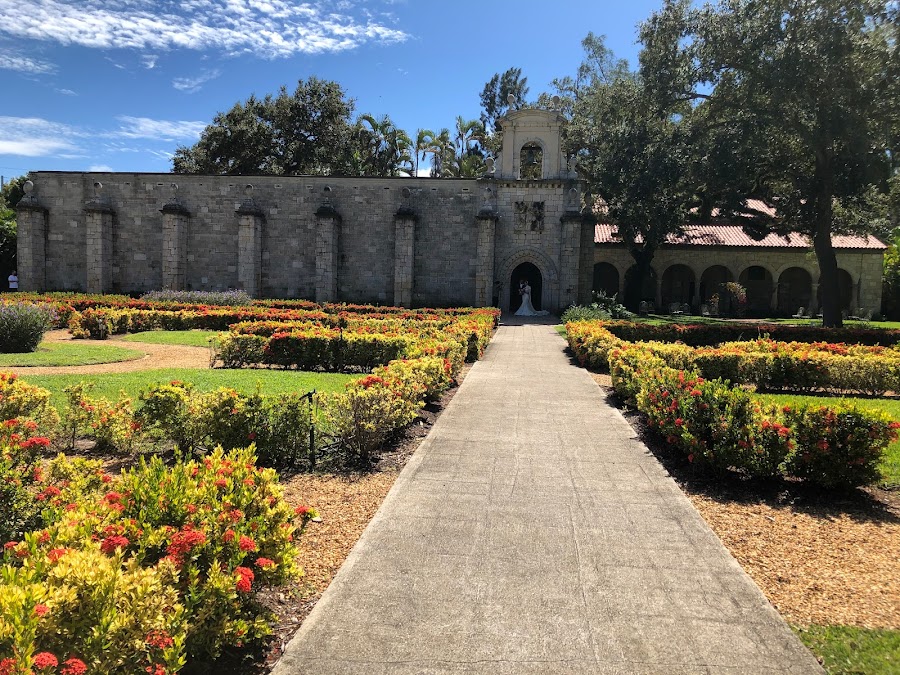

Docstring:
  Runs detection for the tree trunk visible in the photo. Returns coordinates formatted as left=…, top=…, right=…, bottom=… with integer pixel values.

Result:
left=812, top=147, right=842, bottom=328
left=624, top=247, right=655, bottom=311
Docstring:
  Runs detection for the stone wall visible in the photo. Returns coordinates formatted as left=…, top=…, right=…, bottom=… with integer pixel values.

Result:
left=20, top=172, right=589, bottom=312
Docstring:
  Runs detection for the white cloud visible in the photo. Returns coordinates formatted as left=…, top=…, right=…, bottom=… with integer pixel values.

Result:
left=0, top=50, right=55, bottom=74
left=88, top=164, right=114, bottom=172
left=172, top=68, right=221, bottom=93
left=56, top=88, right=77, bottom=96
left=113, top=116, right=206, bottom=141
left=0, top=116, right=82, bottom=156
left=142, top=54, right=158, bottom=69
left=0, top=0, right=409, bottom=58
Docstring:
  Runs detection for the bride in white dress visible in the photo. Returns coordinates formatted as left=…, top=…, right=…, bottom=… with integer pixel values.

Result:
left=514, top=280, right=549, bottom=316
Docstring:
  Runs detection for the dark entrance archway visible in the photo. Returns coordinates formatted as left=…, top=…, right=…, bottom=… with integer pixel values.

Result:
left=510, top=262, right=543, bottom=312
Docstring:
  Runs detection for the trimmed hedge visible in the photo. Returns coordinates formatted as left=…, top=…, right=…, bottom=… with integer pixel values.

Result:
left=600, top=320, right=900, bottom=347
left=566, top=321, right=900, bottom=396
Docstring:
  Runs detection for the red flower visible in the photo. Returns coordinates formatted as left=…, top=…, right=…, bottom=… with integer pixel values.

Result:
left=61, top=659, right=88, bottom=675
left=223, top=529, right=236, bottom=543
left=185, top=504, right=197, bottom=514
left=21, top=436, right=51, bottom=449
left=100, top=535, right=129, bottom=554
left=34, top=603, right=49, bottom=617
left=235, top=566, right=254, bottom=592
left=214, top=479, right=227, bottom=489
left=33, top=653, right=58, bottom=670
left=146, top=629, right=174, bottom=649
left=146, top=665, right=168, bottom=675
left=0, top=658, right=16, bottom=675
left=47, top=548, right=69, bottom=563
left=255, top=557, right=276, bottom=569
left=674, top=418, right=683, bottom=427
left=238, top=535, right=257, bottom=552
left=690, top=389, right=701, bottom=397
left=103, top=491, right=123, bottom=504
left=247, top=432, right=256, bottom=440
left=687, top=453, right=695, bottom=463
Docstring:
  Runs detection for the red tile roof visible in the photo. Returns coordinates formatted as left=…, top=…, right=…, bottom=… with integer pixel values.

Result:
left=594, top=224, right=887, bottom=250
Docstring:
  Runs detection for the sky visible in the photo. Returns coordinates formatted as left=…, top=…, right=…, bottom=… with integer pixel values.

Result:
left=0, top=0, right=666, bottom=180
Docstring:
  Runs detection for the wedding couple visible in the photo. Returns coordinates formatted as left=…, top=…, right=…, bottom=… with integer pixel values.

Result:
left=514, top=279, right=549, bottom=317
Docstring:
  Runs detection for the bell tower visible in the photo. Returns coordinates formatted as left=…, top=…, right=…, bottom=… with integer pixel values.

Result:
left=495, top=96, right=569, bottom=181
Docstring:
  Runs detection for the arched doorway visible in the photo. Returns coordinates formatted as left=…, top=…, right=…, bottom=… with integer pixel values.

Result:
left=624, top=265, right=658, bottom=309
left=700, top=265, right=733, bottom=302
left=739, top=265, right=774, bottom=315
left=510, top=262, right=543, bottom=312
left=593, top=263, right=619, bottom=298
left=817, top=269, right=855, bottom=312
left=661, top=264, right=695, bottom=309
left=777, top=267, right=812, bottom=315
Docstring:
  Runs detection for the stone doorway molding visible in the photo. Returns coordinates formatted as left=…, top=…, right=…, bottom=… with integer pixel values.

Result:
left=497, top=247, right=560, bottom=314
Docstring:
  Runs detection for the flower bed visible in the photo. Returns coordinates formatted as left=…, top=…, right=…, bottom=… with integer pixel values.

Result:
left=608, top=344, right=898, bottom=488
left=0, top=444, right=316, bottom=674
left=566, top=321, right=900, bottom=396
left=598, top=319, right=900, bottom=347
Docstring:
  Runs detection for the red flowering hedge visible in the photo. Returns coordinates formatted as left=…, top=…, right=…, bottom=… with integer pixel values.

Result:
left=0, top=446, right=317, bottom=674
left=607, top=345, right=898, bottom=487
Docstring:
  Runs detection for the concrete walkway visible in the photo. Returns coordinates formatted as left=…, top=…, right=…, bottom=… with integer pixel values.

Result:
left=273, top=320, right=822, bottom=674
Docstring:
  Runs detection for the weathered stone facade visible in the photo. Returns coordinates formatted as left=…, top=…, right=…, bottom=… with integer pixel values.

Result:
left=19, top=109, right=592, bottom=313
left=17, top=108, right=885, bottom=314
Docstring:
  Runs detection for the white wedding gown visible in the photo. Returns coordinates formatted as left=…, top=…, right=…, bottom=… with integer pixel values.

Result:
left=515, top=285, right=549, bottom=316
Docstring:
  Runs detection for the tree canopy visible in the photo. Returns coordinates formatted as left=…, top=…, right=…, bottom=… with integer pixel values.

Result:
left=173, top=77, right=412, bottom=177
left=635, top=0, right=897, bottom=326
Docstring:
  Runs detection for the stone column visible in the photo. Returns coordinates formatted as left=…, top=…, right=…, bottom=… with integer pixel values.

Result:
left=85, top=197, right=115, bottom=294
left=475, top=209, right=498, bottom=307
left=810, top=282, right=820, bottom=314
left=236, top=198, right=265, bottom=298
left=15, top=181, right=47, bottom=291
left=161, top=198, right=190, bottom=291
left=559, top=212, right=584, bottom=311
left=315, top=203, right=341, bottom=304
left=577, top=214, right=595, bottom=305
left=393, top=206, right=417, bottom=307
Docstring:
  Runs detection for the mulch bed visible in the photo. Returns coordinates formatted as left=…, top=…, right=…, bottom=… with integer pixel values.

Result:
left=589, top=372, right=900, bottom=631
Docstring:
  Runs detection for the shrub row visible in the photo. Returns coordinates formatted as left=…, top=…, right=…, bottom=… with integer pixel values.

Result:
left=599, top=320, right=900, bottom=347
left=608, top=345, right=899, bottom=488
left=0, top=445, right=315, bottom=674
left=566, top=322, right=900, bottom=395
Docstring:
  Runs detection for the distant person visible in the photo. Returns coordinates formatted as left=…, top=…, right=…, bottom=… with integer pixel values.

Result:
left=7, top=271, right=17, bottom=292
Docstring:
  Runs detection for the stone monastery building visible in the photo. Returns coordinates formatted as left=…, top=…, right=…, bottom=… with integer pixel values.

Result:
left=17, top=109, right=885, bottom=315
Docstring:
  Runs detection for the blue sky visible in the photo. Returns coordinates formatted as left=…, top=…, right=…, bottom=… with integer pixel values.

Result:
left=0, top=0, right=664, bottom=179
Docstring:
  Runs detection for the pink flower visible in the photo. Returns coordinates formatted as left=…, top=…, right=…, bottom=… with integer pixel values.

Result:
left=34, top=603, right=49, bottom=617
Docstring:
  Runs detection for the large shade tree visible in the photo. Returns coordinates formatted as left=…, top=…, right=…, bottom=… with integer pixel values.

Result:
left=561, top=34, right=695, bottom=310
left=639, top=0, right=897, bottom=326
left=174, top=77, right=403, bottom=177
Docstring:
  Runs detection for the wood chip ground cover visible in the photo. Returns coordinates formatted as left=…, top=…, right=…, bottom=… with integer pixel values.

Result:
left=590, top=372, right=900, bottom=631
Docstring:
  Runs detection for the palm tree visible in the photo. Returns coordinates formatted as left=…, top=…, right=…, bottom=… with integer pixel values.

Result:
left=355, top=114, right=414, bottom=177
left=449, top=117, right=487, bottom=178
left=414, top=128, right=436, bottom=176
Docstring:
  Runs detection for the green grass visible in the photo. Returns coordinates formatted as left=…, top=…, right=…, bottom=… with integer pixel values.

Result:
left=793, top=624, right=900, bottom=674
left=756, top=392, right=900, bottom=486
left=119, top=330, right=218, bottom=347
left=24, top=368, right=357, bottom=412
left=0, top=342, right=145, bottom=367
left=555, top=325, right=567, bottom=337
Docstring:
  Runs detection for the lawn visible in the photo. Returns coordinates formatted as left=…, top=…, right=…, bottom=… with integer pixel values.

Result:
left=119, top=330, right=219, bottom=347
left=633, top=315, right=900, bottom=329
left=756, top=392, right=900, bottom=486
left=25, top=368, right=357, bottom=412
left=793, top=624, right=900, bottom=675
left=0, top=342, right=145, bottom=367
